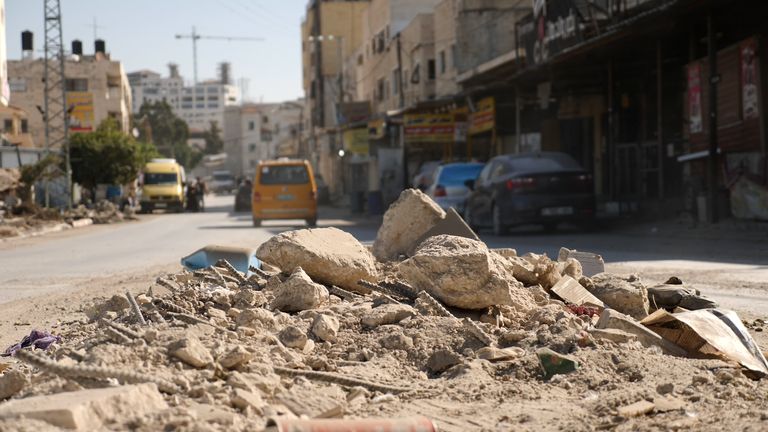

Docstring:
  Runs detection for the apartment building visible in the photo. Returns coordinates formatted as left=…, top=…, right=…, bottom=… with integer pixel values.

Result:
left=126, top=65, right=184, bottom=114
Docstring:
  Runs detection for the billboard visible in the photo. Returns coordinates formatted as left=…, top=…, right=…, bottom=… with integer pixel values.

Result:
left=519, top=0, right=582, bottom=66
left=403, top=113, right=455, bottom=143
left=469, top=97, right=495, bottom=135
left=66, top=92, right=95, bottom=132
left=343, top=127, right=369, bottom=155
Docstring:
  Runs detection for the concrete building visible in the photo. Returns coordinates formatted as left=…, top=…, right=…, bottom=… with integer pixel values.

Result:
left=223, top=103, right=276, bottom=179
left=0, top=105, right=32, bottom=148
left=8, top=49, right=132, bottom=148
left=433, top=0, right=458, bottom=98
left=178, top=79, right=240, bottom=133
left=126, top=65, right=184, bottom=114
left=270, top=99, right=304, bottom=159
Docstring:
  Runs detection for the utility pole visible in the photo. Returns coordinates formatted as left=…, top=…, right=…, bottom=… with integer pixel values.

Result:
left=707, top=13, right=719, bottom=223
left=175, top=27, right=262, bottom=85
left=396, top=33, right=404, bottom=109
left=43, top=0, right=71, bottom=208
left=313, top=3, right=324, bottom=129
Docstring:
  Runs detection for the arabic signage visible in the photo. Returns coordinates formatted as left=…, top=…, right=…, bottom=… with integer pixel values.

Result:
left=740, top=37, right=759, bottom=120
left=687, top=62, right=703, bottom=134
left=469, top=97, right=495, bottom=135
left=343, top=127, right=369, bottom=155
left=368, top=119, right=386, bottom=139
left=519, top=0, right=582, bottom=66
left=66, top=91, right=95, bottom=132
left=403, top=113, right=455, bottom=143
left=337, top=101, right=371, bottom=125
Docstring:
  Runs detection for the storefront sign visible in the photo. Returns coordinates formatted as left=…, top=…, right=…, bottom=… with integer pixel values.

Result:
left=66, top=91, right=95, bottom=132
left=337, top=101, right=371, bottom=125
left=687, top=62, right=703, bottom=134
left=403, top=113, right=454, bottom=143
left=469, top=97, right=495, bottom=135
left=343, top=127, right=369, bottom=155
left=740, top=38, right=759, bottom=120
left=368, top=119, right=386, bottom=139
left=519, top=0, right=582, bottom=66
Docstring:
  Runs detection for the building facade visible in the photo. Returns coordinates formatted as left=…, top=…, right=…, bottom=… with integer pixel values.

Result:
left=223, top=103, right=277, bottom=179
left=127, top=66, right=184, bottom=114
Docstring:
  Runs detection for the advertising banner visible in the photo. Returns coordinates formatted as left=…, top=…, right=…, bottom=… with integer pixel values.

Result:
left=687, top=62, right=703, bottom=134
left=740, top=38, right=759, bottom=120
left=343, top=128, right=369, bottom=155
left=519, top=0, right=582, bottom=66
left=66, top=92, right=95, bottom=132
left=469, top=97, right=495, bottom=135
left=403, top=113, right=454, bottom=143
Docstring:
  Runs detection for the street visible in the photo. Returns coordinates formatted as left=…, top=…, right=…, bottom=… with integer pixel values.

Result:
left=1, top=194, right=766, bottom=319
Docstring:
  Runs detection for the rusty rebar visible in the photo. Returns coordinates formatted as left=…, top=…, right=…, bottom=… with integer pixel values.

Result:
left=126, top=291, right=147, bottom=326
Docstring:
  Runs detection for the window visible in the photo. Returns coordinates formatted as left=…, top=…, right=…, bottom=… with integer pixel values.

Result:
left=21, top=119, right=28, bottom=133
left=182, top=96, right=193, bottom=102
left=392, top=69, right=400, bottom=95
left=376, top=78, right=385, bottom=101
left=248, top=121, right=255, bottom=131
left=249, top=143, right=257, bottom=152
left=258, top=164, right=309, bottom=185
left=439, top=51, right=446, bottom=74
left=451, top=44, right=457, bottom=69
left=196, top=96, right=204, bottom=101
left=411, top=64, right=421, bottom=84
left=402, top=69, right=408, bottom=89
left=3, top=119, right=12, bottom=133
left=427, top=60, right=436, bottom=80
left=208, top=103, right=219, bottom=109
left=65, top=78, right=88, bottom=91
left=262, top=116, right=269, bottom=124
left=261, top=131, right=272, bottom=142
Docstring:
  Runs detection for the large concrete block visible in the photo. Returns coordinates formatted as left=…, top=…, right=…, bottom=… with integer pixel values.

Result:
left=0, top=383, right=168, bottom=430
left=373, top=189, right=445, bottom=261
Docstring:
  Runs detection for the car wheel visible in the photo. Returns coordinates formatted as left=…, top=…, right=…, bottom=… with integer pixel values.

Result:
left=492, top=204, right=508, bottom=236
left=306, top=217, right=317, bottom=228
left=252, top=217, right=262, bottom=227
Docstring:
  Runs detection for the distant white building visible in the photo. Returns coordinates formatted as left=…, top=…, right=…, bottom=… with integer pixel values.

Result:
left=128, top=65, right=240, bottom=133
left=223, top=103, right=276, bottom=179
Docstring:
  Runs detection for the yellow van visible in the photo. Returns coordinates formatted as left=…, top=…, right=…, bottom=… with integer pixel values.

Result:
left=139, top=159, right=186, bottom=213
left=251, top=159, right=317, bottom=227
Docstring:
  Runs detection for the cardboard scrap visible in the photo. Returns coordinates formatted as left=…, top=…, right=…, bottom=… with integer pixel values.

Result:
left=551, top=275, right=605, bottom=308
left=641, top=308, right=768, bottom=376
left=558, top=247, right=605, bottom=277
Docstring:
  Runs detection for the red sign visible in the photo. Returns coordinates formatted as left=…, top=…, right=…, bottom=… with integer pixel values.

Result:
left=740, top=38, right=759, bottom=120
left=687, top=62, right=703, bottom=134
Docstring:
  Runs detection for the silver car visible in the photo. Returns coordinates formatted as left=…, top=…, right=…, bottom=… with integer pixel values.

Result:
left=425, top=162, right=485, bottom=213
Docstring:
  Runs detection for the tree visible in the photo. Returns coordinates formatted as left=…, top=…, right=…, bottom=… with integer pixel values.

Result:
left=136, top=101, right=201, bottom=168
left=203, top=121, right=224, bottom=154
left=69, top=118, right=159, bottom=196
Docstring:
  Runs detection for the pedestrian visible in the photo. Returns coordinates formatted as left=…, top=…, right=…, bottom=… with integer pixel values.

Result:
left=196, top=177, right=208, bottom=211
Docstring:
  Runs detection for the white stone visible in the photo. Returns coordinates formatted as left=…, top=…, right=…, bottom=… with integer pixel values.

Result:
left=373, top=189, right=446, bottom=261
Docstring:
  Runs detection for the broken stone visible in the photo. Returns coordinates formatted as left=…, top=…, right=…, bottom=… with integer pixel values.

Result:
left=0, top=370, right=27, bottom=400
left=653, top=396, right=685, bottom=412
left=617, top=400, right=655, bottom=417
left=219, top=345, right=253, bottom=369
left=169, top=336, right=214, bottom=368
left=236, top=308, right=275, bottom=329
left=557, top=248, right=605, bottom=277
left=233, top=289, right=266, bottom=308
left=311, top=314, right=340, bottom=343
left=477, top=346, right=525, bottom=362
left=523, top=253, right=562, bottom=290
left=230, top=388, right=265, bottom=413
left=256, top=227, right=378, bottom=293
left=279, top=326, right=308, bottom=350
left=379, top=333, right=414, bottom=350
left=656, top=382, right=675, bottom=395
left=596, top=309, right=687, bottom=356
left=647, top=284, right=718, bottom=311
left=499, top=255, right=538, bottom=286
left=551, top=275, right=605, bottom=308
left=398, top=235, right=536, bottom=310
left=537, top=347, right=579, bottom=379
left=499, top=330, right=531, bottom=346
left=0, top=384, right=167, bottom=430
left=589, top=328, right=638, bottom=344
left=426, top=349, right=462, bottom=373
left=271, top=267, right=330, bottom=312
left=361, top=303, right=416, bottom=327
left=372, top=188, right=446, bottom=261
left=557, top=258, right=583, bottom=280
left=588, top=273, right=650, bottom=320
left=407, top=207, right=480, bottom=256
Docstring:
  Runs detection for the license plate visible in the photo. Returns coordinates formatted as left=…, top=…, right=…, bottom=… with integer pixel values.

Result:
left=155, top=203, right=166, bottom=208
left=277, top=194, right=294, bottom=201
left=541, top=206, right=573, bottom=216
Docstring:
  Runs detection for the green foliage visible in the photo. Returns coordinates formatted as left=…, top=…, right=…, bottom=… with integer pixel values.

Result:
left=17, top=154, right=61, bottom=204
left=137, top=101, right=201, bottom=168
left=69, top=118, right=158, bottom=191
left=203, top=121, right=224, bottom=155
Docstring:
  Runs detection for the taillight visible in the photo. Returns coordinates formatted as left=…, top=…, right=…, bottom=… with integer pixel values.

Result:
left=506, top=177, right=535, bottom=191
left=253, top=191, right=261, bottom=202
left=434, top=185, right=447, bottom=197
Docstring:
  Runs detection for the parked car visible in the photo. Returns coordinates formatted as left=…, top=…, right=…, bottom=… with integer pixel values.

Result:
left=426, top=162, right=485, bottom=213
left=210, top=170, right=235, bottom=194
left=251, top=159, right=317, bottom=227
left=463, top=152, right=594, bottom=234
left=412, top=160, right=441, bottom=191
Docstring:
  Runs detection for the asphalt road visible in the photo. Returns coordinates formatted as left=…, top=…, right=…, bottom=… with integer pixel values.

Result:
left=1, top=194, right=766, bottom=315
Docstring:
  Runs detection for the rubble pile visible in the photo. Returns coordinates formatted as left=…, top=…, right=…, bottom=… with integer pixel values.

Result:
left=1, top=189, right=767, bottom=431
left=0, top=200, right=134, bottom=240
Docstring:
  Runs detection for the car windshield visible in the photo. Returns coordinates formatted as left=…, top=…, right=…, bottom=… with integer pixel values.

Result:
left=259, top=165, right=309, bottom=185
left=507, top=153, right=583, bottom=173
left=144, top=173, right=177, bottom=185
left=437, top=164, right=484, bottom=186
left=213, top=173, right=232, bottom=181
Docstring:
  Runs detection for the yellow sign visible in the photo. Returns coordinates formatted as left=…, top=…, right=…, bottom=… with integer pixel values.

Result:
left=404, top=113, right=455, bottom=143
left=66, top=92, right=94, bottom=132
left=368, top=119, right=386, bottom=139
left=343, top=128, right=369, bottom=155
left=469, top=97, right=495, bottom=135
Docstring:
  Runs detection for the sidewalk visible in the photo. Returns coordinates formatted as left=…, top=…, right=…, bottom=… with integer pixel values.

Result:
left=609, top=215, right=768, bottom=242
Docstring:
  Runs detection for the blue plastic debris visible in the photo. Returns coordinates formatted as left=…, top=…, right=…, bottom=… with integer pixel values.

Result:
left=180, top=245, right=261, bottom=276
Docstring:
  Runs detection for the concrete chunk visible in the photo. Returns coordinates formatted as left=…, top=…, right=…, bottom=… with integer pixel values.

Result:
left=257, top=227, right=378, bottom=293
left=373, top=189, right=445, bottom=261
left=169, top=336, right=214, bottom=368
left=589, top=273, right=650, bottom=319
left=361, top=304, right=416, bottom=327
left=271, top=267, right=329, bottom=312
left=0, top=384, right=167, bottom=430
left=596, top=309, right=687, bottom=356
left=311, top=314, right=340, bottom=343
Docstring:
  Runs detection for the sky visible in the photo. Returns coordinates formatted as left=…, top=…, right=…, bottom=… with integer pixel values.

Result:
left=5, top=0, right=307, bottom=103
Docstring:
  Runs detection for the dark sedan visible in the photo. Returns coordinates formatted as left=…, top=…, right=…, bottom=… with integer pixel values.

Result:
left=463, top=152, right=595, bottom=234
